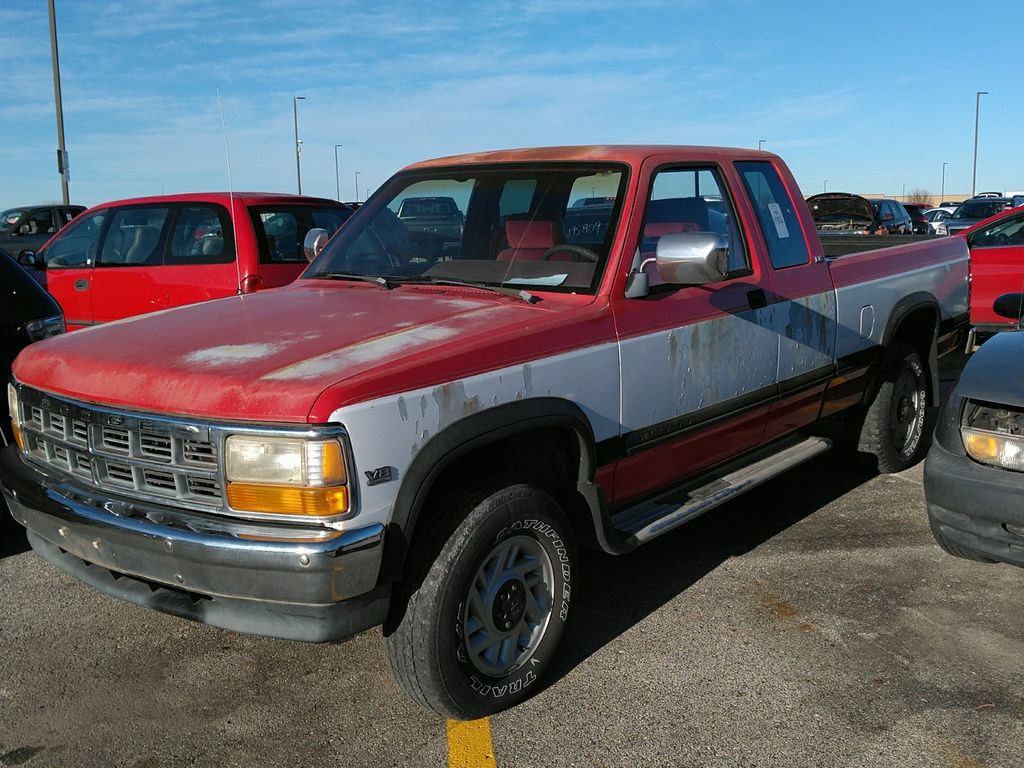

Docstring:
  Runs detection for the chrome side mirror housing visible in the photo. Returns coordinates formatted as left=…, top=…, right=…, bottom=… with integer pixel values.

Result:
left=654, top=232, right=729, bottom=285
left=303, top=228, right=330, bottom=262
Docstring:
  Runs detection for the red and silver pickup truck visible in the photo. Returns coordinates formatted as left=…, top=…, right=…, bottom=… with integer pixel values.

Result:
left=2, top=146, right=968, bottom=719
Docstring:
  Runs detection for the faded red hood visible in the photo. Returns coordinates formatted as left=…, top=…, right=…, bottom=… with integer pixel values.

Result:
left=13, top=281, right=606, bottom=423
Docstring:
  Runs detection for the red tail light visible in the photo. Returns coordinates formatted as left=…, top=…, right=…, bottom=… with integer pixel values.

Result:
left=239, top=275, right=266, bottom=294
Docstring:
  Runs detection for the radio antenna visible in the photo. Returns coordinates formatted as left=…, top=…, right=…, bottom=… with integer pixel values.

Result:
left=216, top=85, right=242, bottom=294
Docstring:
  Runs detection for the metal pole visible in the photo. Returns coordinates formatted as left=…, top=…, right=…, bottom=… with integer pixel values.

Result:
left=333, top=144, right=343, bottom=201
left=902, top=184, right=906, bottom=201
left=972, top=91, right=987, bottom=197
left=941, top=162, right=948, bottom=205
left=355, top=171, right=361, bottom=202
left=48, top=0, right=69, bottom=205
left=293, top=95, right=306, bottom=194
left=823, top=179, right=828, bottom=193
left=758, top=139, right=766, bottom=150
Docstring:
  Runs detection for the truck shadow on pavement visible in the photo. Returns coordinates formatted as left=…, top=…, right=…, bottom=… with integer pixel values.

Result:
left=0, top=507, right=30, bottom=559
left=546, top=446, right=881, bottom=687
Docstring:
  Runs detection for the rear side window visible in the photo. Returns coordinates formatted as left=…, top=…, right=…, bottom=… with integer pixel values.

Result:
left=98, top=207, right=170, bottom=266
left=736, top=161, right=810, bottom=270
left=249, top=205, right=352, bottom=263
left=165, top=205, right=235, bottom=265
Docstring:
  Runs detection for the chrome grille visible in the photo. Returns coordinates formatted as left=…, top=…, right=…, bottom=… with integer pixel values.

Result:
left=16, top=387, right=223, bottom=510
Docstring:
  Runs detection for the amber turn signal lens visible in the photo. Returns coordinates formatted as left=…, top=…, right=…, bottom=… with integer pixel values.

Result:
left=227, top=483, right=349, bottom=517
left=964, top=432, right=1000, bottom=461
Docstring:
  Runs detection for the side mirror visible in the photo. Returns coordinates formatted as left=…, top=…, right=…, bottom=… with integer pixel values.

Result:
left=992, top=293, right=1024, bottom=321
left=17, top=250, right=40, bottom=268
left=653, top=232, right=729, bottom=285
left=303, top=227, right=329, bottom=262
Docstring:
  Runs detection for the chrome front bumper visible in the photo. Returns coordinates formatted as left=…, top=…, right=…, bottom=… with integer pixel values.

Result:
left=1, top=446, right=390, bottom=641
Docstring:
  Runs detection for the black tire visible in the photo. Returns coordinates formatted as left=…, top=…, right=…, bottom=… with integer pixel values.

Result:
left=927, top=516, right=995, bottom=562
left=857, top=342, right=928, bottom=473
left=385, top=484, right=577, bottom=720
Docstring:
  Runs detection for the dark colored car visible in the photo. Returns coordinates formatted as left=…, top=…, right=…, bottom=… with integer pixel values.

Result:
left=925, top=309, right=1024, bottom=568
left=1, top=248, right=65, bottom=515
left=946, top=198, right=1013, bottom=237
left=0, top=204, right=85, bottom=255
left=867, top=199, right=914, bottom=235
left=902, top=203, right=930, bottom=234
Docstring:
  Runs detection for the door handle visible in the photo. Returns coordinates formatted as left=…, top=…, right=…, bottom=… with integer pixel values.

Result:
left=74, top=278, right=89, bottom=292
left=747, top=288, right=768, bottom=310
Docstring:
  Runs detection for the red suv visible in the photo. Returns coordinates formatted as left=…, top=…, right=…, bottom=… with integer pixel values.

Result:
left=23, top=192, right=352, bottom=330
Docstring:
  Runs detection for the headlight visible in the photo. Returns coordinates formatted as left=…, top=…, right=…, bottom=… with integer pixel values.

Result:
left=225, top=435, right=349, bottom=517
left=961, top=401, right=1024, bottom=471
left=7, top=383, right=24, bottom=451
left=25, top=314, right=65, bottom=341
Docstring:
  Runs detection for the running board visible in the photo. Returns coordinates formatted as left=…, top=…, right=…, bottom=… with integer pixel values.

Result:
left=610, top=436, right=832, bottom=546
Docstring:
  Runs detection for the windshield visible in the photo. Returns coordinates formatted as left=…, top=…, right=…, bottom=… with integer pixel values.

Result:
left=0, top=208, right=26, bottom=234
left=304, top=163, right=628, bottom=294
left=952, top=200, right=1006, bottom=220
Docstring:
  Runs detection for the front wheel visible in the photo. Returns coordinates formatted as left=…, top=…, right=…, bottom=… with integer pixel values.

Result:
left=385, top=484, right=577, bottom=720
left=857, top=342, right=928, bottom=473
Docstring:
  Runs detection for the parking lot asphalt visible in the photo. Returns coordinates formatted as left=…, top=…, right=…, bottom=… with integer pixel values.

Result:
left=2, top=356, right=1023, bottom=768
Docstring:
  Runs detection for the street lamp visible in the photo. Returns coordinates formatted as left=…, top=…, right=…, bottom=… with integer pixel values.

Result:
left=292, top=96, right=306, bottom=194
left=758, top=139, right=766, bottom=150
left=48, top=0, right=69, bottom=205
left=902, top=183, right=907, bottom=201
left=333, top=144, right=343, bottom=201
left=940, top=162, right=948, bottom=205
left=972, top=90, right=988, bottom=197
left=823, top=179, right=829, bottom=193
left=354, top=171, right=361, bottom=202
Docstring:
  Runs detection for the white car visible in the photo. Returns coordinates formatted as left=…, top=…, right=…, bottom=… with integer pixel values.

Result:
left=924, top=208, right=952, bottom=236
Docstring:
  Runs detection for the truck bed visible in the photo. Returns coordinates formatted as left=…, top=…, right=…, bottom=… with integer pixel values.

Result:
left=820, top=233, right=939, bottom=258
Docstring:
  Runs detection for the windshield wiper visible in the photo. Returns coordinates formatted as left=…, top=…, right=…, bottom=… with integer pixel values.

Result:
left=308, top=271, right=395, bottom=289
left=392, top=276, right=540, bottom=304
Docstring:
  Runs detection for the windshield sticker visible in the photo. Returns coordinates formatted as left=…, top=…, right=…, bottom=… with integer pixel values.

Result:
left=767, top=203, right=790, bottom=239
left=505, top=274, right=568, bottom=287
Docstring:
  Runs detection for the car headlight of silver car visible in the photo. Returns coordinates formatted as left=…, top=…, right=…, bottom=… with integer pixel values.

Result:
left=961, top=401, right=1024, bottom=471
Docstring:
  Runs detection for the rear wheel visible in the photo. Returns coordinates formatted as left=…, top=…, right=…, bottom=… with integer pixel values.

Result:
left=858, top=342, right=928, bottom=473
left=385, top=484, right=577, bottom=720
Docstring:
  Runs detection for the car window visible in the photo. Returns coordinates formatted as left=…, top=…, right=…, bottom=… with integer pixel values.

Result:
left=736, top=161, right=809, bottom=269
left=639, top=166, right=749, bottom=281
left=45, top=210, right=107, bottom=268
left=98, top=207, right=170, bottom=266
left=165, top=205, right=234, bottom=265
left=0, top=209, right=27, bottom=235
left=968, top=211, right=1024, bottom=248
left=21, top=208, right=56, bottom=235
left=249, top=205, right=352, bottom=263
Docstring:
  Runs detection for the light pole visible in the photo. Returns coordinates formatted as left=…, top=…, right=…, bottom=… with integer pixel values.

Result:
left=354, top=171, right=361, bottom=202
left=48, top=0, right=69, bottom=205
left=972, top=90, right=988, bottom=197
left=333, top=144, right=343, bottom=201
left=940, top=162, right=948, bottom=205
left=823, top=179, right=829, bottom=193
left=292, top=95, right=306, bottom=194
left=902, top=183, right=907, bottom=201
left=758, top=139, right=766, bottom=150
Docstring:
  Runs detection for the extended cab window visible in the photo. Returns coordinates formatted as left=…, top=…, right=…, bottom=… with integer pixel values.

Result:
left=250, top=205, right=352, bottom=263
left=45, top=210, right=107, bottom=268
left=969, top=209, right=1024, bottom=248
left=736, top=161, right=809, bottom=269
left=307, top=164, right=627, bottom=294
left=166, top=205, right=235, bottom=265
left=98, top=207, right=170, bottom=266
left=639, top=166, right=749, bottom=282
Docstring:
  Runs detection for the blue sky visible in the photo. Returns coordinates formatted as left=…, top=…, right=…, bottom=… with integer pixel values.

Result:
left=3, top=0, right=1022, bottom=210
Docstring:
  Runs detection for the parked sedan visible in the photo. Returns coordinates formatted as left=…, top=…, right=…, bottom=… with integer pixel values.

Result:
left=925, top=314, right=1024, bottom=568
left=867, top=199, right=914, bottom=234
left=0, top=204, right=85, bottom=255
left=958, top=206, right=1024, bottom=345
left=946, top=198, right=1013, bottom=236
left=924, top=208, right=951, bottom=235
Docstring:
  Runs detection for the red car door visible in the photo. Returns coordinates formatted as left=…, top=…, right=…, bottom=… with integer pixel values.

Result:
left=967, top=209, right=1024, bottom=327
left=39, top=208, right=108, bottom=330
left=612, top=161, right=777, bottom=505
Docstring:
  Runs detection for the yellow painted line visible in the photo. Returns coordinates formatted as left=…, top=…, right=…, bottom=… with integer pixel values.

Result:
left=447, top=717, right=497, bottom=768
